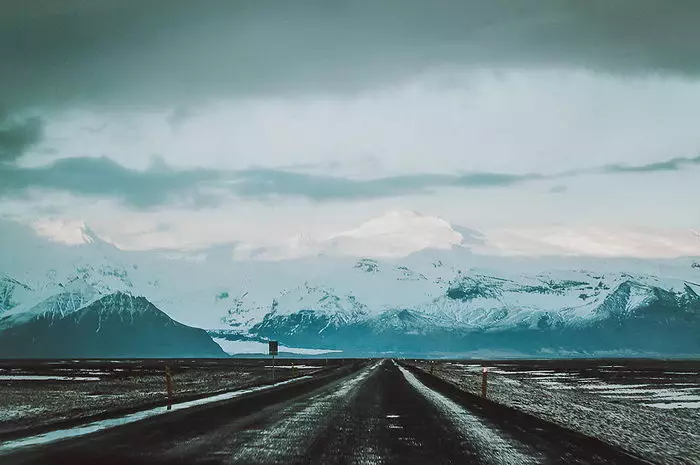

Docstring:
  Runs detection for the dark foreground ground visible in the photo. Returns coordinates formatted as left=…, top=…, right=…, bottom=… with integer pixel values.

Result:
left=0, top=359, right=651, bottom=465
left=406, top=359, right=700, bottom=464
left=0, top=358, right=341, bottom=440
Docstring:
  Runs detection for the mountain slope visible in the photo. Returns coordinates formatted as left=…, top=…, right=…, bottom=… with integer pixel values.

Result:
left=0, top=279, right=99, bottom=331
left=0, top=274, right=33, bottom=314
left=0, top=292, right=226, bottom=358
left=236, top=272, right=700, bottom=356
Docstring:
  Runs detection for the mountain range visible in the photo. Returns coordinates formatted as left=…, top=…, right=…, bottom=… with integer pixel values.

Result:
left=1, top=212, right=699, bottom=358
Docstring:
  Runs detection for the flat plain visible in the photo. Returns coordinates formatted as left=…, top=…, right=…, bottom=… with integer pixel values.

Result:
left=0, top=358, right=697, bottom=464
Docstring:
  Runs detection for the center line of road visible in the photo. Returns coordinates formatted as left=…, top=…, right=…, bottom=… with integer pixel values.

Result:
left=0, top=375, right=313, bottom=454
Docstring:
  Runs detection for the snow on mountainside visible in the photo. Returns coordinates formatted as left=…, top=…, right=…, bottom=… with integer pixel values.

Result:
left=220, top=246, right=700, bottom=356
left=0, top=292, right=226, bottom=358
left=0, top=279, right=98, bottom=330
left=1, top=215, right=699, bottom=356
left=0, top=274, right=33, bottom=314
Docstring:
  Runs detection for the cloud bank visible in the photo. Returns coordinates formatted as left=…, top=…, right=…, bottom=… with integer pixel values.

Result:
left=0, top=154, right=697, bottom=207
left=2, top=1, right=700, bottom=111
left=0, top=114, right=43, bottom=163
left=599, top=155, right=700, bottom=174
left=1, top=1, right=699, bottom=257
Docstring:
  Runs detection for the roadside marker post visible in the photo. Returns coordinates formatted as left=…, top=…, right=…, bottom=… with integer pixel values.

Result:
left=164, top=365, right=174, bottom=410
left=269, top=340, right=279, bottom=381
left=481, top=366, right=488, bottom=398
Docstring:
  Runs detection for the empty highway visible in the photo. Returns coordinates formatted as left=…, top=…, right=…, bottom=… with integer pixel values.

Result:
left=0, top=360, right=647, bottom=465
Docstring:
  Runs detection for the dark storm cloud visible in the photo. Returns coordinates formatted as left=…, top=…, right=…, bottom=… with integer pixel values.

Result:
left=230, top=170, right=540, bottom=201
left=549, top=185, right=568, bottom=194
left=0, top=114, right=43, bottom=163
left=599, top=154, right=700, bottom=174
left=0, top=153, right=697, bottom=207
left=1, top=0, right=699, bottom=111
left=166, top=107, right=195, bottom=131
left=0, top=157, right=220, bottom=208
left=0, top=157, right=541, bottom=207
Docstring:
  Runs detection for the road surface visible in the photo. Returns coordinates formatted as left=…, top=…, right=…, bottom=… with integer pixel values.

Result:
left=0, top=360, right=648, bottom=464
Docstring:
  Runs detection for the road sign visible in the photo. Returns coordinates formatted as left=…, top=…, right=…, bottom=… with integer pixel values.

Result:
left=269, top=340, right=279, bottom=356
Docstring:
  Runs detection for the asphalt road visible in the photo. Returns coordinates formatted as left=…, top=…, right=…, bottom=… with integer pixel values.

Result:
left=0, top=360, right=648, bottom=465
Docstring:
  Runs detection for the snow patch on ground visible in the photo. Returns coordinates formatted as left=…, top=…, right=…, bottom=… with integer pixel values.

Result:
left=645, top=401, right=700, bottom=409
left=475, top=367, right=700, bottom=410
left=212, top=338, right=342, bottom=356
left=0, top=375, right=100, bottom=381
left=421, top=362, right=700, bottom=464
left=263, top=365, right=319, bottom=370
left=0, top=406, right=47, bottom=422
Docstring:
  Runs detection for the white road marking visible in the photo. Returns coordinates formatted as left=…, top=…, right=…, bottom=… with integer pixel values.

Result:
left=396, top=363, right=542, bottom=465
left=0, top=375, right=312, bottom=454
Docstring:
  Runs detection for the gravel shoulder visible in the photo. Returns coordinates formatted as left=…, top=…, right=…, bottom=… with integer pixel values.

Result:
left=406, top=360, right=700, bottom=465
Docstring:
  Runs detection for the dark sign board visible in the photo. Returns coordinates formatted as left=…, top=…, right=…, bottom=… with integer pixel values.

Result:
left=268, top=340, right=279, bottom=356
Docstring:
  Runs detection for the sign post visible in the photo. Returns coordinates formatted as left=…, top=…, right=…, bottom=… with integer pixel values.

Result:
left=164, top=365, right=174, bottom=410
left=481, top=366, right=488, bottom=398
left=268, top=340, right=279, bottom=381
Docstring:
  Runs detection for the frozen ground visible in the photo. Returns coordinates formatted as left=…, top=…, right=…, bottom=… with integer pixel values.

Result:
left=0, top=359, right=334, bottom=439
left=0, top=375, right=312, bottom=454
left=212, top=338, right=343, bottom=356
left=408, top=360, right=700, bottom=465
left=0, top=360, right=642, bottom=465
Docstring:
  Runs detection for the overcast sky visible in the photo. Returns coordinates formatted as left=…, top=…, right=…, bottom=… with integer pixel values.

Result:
left=1, top=0, right=699, bottom=257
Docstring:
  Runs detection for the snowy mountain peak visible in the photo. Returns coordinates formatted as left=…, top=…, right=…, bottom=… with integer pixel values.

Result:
left=0, top=279, right=100, bottom=329
left=80, top=224, right=101, bottom=244
left=31, top=218, right=109, bottom=247
left=340, top=210, right=457, bottom=239
left=233, top=210, right=470, bottom=260
left=329, top=210, right=466, bottom=257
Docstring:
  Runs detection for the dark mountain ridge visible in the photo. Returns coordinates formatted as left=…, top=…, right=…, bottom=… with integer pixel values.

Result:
left=0, top=292, right=226, bottom=358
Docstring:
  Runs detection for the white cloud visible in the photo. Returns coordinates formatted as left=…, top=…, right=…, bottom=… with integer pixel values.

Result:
left=18, top=210, right=700, bottom=260
left=4, top=69, right=699, bottom=257
left=480, top=226, right=700, bottom=258
left=233, top=210, right=466, bottom=260
left=31, top=218, right=97, bottom=246
left=28, top=69, right=700, bottom=179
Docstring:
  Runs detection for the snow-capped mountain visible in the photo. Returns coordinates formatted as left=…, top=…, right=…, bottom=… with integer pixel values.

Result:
left=0, top=274, right=33, bottom=314
left=0, top=292, right=226, bottom=358
left=0, top=278, right=98, bottom=330
left=1, top=215, right=699, bottom=357
left=237, top=263, right=700, bottom=355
